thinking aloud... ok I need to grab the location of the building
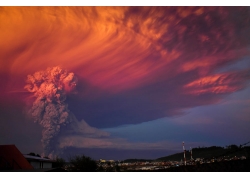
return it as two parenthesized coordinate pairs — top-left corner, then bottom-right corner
(24, 154), (55, 169)
(0, 144), (33, 170)
(0, 144), (65, 171)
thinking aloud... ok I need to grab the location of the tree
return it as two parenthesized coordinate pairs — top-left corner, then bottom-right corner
(68, 155), (97, 172)
(28, 152), (36, 156)
(28, 152), (41, 157)
(53, 156), (66, 168)
(229, 144), (239, 149)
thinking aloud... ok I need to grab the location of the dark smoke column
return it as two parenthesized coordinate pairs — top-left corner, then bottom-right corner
(24, 66), (77, 157)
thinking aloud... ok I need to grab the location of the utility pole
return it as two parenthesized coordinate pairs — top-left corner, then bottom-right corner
(190, 147), (193, 161)
(183, 141), (186, 166)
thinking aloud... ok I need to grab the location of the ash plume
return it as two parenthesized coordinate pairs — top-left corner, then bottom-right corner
(24, 66), (77, 157)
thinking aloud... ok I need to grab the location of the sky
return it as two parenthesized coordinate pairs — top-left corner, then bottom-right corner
(0, 6), (250, 161)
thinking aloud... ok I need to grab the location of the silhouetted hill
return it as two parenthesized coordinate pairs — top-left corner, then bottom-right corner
(157, 146), (250, 161)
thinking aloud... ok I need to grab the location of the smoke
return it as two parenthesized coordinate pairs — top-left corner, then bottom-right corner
(24, 66), (77, 157)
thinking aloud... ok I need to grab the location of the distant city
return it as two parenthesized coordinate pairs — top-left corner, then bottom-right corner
(94, 142), (250, 172)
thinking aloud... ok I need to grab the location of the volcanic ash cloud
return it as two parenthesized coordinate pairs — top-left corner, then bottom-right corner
(24, 66), (77, 157)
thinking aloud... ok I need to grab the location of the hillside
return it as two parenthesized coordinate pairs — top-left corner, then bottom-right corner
(157, 146), (250, 161)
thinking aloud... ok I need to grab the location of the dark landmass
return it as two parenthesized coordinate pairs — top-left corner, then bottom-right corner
(157, 145), (250, 162)
(121, 145), (250, 172)
(122, 145), (250, 163)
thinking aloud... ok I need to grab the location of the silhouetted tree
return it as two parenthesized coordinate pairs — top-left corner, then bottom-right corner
(68, 155), (97, 172)
(28, 152), (41, 157)
(229, 144), (239, 149)
(28, 152), (36, 156)
(53, 156), (66, 168)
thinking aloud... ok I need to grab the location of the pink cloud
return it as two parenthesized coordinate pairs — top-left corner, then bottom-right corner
(184, 70), (250, 95)
(1, 7), (250, 94)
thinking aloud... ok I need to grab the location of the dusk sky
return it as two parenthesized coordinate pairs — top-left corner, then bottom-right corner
(0, 6), (250, 160)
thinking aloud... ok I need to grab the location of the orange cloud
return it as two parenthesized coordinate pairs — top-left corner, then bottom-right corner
(184, 70), (250, 95)
(0, 7), (167, 92)
(1, 7), (250, 95)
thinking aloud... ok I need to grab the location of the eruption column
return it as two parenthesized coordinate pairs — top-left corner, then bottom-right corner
(24, 66), (77, 157)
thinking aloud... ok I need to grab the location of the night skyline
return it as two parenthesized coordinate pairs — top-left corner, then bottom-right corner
(0, 6), (250, 160)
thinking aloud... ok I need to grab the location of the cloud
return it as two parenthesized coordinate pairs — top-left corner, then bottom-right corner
(184, 69), (250, 95)
(1, 6), (250, 127)
(173, 117), (215, 125)
(1, 7), (250, 90)
(59, 134), (185, 151)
